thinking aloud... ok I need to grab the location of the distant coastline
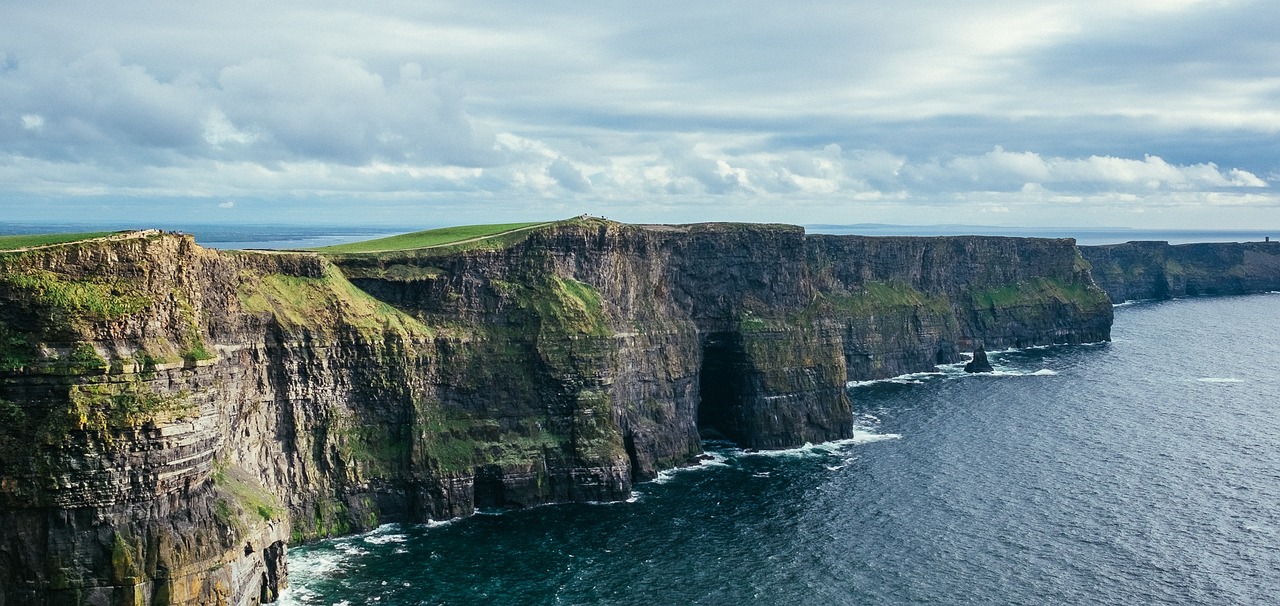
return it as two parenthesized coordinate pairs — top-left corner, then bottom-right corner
(3, 221), (1277, 250)
(805, 224), (1280, 246)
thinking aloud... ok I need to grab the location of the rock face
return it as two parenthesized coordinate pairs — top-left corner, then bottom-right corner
(1080, 240), (1280, 303)
(0, 220), (1113, 604)
(964, 347), (994, 373)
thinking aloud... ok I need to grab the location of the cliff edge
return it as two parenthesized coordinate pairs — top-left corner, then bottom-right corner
(0, 221), (1112, 604)
(1080, 240), (1280, 302)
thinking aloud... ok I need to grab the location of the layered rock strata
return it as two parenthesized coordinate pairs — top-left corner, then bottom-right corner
(0, 220), (1112, 604)
(1080, 240), (1280, 302)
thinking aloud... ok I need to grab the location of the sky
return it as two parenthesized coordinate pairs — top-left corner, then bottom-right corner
(1, 0), (1278, 229)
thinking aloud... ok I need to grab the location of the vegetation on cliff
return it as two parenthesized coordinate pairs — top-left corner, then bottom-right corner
(236, 261), (431, 338)
(314, 221), (553, 253)
(0, 232), (115, 251)
(0, 221), (1124, 605)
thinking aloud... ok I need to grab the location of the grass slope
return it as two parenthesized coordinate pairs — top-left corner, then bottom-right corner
(0, 232), (115, 251)
(314, 221), (551, 253)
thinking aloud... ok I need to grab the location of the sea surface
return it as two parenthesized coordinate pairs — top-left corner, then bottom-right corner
(280, 293), (1280, 605)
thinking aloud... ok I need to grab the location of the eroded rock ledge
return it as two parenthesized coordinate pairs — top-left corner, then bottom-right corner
(0, 219), (1112, 604)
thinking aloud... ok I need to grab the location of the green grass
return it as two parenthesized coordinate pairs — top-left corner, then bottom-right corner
(0, 269), (151, 322)
(0, 232), (115, 251)
(212, 463), (285, 529)
(237, 263), (430, 337)
(969, 277), (1110, 309)
(314, 222), (551, 253)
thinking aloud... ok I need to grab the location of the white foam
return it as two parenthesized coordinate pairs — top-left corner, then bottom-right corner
(422, 516), (461, 528)
(847, 371), (943, 388)
(983, 368), (1059, 377)
(333, 541), (369, 556)
(287, 548), (346, 578)
(648, 451), (731, 484)
(739, 431), (902, 459)
(363, 533), (408, 545)
(1196, 377), (1244, 383)
(1113, 300), (1139, 308)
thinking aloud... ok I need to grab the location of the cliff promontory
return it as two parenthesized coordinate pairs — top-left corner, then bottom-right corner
(1080, 240), (1280, 302)
(0, 220), (1112, 604)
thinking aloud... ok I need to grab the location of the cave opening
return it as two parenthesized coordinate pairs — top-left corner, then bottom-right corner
(697, 332), (749, 445)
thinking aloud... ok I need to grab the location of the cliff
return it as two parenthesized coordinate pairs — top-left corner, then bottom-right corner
(1080, 240), (1280, 302)
(0, 220), (1112, 604)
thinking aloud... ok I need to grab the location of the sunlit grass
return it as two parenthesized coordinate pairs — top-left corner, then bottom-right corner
(0, 232), (115, 251)
(314, 222), (551, 253)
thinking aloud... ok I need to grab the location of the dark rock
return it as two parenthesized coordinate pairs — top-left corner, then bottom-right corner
(964, 346), (994, 373)
(1080, 240), (1280, 303)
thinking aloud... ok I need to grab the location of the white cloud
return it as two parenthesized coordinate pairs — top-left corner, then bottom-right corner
(0, 1), (1277, 228)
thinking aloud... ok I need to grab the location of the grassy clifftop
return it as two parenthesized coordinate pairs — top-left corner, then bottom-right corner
(0, 232), (117, 251)
(314, 221), (555, 254)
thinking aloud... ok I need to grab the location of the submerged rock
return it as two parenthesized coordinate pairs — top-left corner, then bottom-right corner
(964, 347), (994, 373)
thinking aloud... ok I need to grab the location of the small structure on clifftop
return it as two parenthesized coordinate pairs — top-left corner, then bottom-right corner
(964, 346), (994, 373)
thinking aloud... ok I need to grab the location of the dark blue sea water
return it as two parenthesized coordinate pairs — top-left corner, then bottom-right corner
(280, 293), (1280, 605)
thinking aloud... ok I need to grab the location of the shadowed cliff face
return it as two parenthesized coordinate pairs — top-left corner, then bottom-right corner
(1080, 241), (1280, 303)
(0, 221), (1112, 604)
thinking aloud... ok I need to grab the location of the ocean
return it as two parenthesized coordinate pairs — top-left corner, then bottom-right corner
(280, 293), (1280, 605)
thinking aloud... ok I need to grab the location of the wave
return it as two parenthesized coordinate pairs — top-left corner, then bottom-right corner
(647, 450), (731, 484)
(733, 430), (902, 460)
(847, 371), (944, 387)
(1196, 377), (1244, 383)
(363, 527), (410, 545)
(849, 364), (1058, 387)
(985, 368), (1059, 377)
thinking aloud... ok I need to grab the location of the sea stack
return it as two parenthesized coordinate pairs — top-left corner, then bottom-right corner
(964, 346), (994, 373)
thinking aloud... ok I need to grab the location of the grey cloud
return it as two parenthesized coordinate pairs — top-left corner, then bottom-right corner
(1, 1), (1277, 228)
(0, 50), (498, 168)
(1026, 1), (1280, 85)
(546, 158), (591, 193)
(216, 58), (497, 166)
(0, 50), (207, 161)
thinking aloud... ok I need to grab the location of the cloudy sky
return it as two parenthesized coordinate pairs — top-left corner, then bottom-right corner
(2, 1), (1277, 228)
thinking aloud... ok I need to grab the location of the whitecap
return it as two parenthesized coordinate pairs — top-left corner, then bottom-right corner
(847, 371), (943, 388)
(1196, 377), (1244, 383)
(648, 451), (731, 484)
(740, 431), (902, 459)
(363, 533), (408, 545)
(333, 542), (368, 556)
(421, 516), (461, 528)
(982, 368), (1058, 377)
(286, 548), (346, 578)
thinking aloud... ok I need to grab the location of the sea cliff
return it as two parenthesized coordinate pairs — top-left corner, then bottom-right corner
(1080, 240), (1280, 302)
(0, 220), (1112, 605)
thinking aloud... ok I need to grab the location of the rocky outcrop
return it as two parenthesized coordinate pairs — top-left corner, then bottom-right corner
(1080, 240), (1280, 303)
(964, 347), (994, 373)
(0, 220), (1113, 604)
